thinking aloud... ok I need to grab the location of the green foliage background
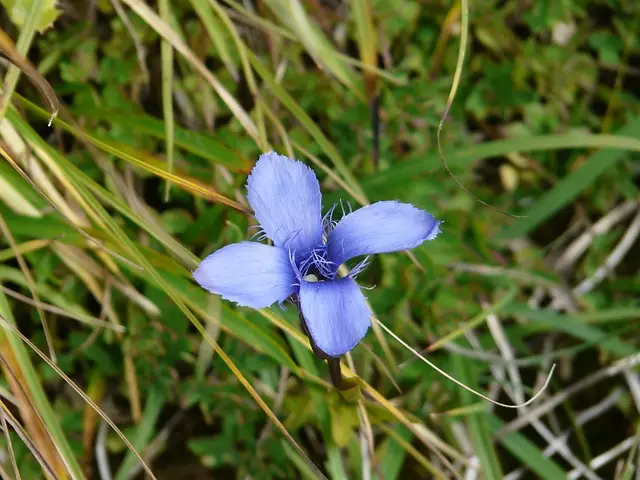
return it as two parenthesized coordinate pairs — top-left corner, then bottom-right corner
(0, 0), (638, 478)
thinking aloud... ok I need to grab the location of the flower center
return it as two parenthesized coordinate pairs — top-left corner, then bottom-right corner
(292, 245), (336, 283)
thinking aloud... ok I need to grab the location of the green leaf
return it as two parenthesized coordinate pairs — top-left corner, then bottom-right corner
(328, 390), (360, 447)
(114, 387), (166, 480)
(189, 0), (238, 79)
(377, 425), (412, 480)
(326, 126), (640, 205)
(2, 0), (61, 32)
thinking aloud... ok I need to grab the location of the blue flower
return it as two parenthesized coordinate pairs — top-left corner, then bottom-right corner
(193, 152), (441, 357)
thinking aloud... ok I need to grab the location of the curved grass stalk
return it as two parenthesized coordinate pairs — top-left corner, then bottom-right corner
(0, 390), (66, 479)
(376, 319), (556, 409)
(258, 309), (467, 468)
(435, 0), (523, 218)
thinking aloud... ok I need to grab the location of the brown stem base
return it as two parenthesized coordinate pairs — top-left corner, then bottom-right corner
(326, 357), (351, 390)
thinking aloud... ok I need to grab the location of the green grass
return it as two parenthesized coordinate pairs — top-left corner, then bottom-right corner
(0, 0), (638, 479)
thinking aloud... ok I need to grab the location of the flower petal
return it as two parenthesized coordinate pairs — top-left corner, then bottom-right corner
(327, 201), (441, 267)
(299, 277), (370, 357)
(193, 242), (296, 308)
(247, 152), (323, 255)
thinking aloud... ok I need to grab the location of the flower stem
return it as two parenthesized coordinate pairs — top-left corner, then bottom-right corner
(326, 357), (350, 390)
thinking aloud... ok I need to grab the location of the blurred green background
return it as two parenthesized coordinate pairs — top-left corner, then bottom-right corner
(0, 0), (638, 478)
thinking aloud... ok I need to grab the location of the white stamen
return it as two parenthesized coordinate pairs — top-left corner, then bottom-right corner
(303, 274), (319, 283)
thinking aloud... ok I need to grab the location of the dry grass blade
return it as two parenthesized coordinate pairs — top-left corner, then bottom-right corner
(0, 351), (67, 478)
(0, 400), (23, 480)
(0, 28), (58, 124)
(120, 0), (259, 142)
(0, 315), (158, 480)
(555, 200), (639, 271)
(0, 145), (143, 270)
(37, 112), (250, 213)
(0, 285), (125, 331)
(0, 399), (63, 479)
(0, 212), (55, 363)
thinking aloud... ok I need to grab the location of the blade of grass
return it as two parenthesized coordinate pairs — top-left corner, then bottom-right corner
(159, 0), (175, 201)
(328, 125), (640, 203)
(115, 387), (166, 480)
(225, 0), (405, 85)
(508, 304), (637, 358)
(0, 119), (84, 225)
(0, 212), (55, 362)
(6, 107), (249, 213)
(0, 2), (59, 124)
(0, 292), (83, 479)
(0, 312), (157, 479)
(376, 424), (411, 480)
(247, 50), (368, 202)
(0, 398), (57, 479)
(351, 0), (377, 95)
(189, 0), (238, 80)
(427, 286), (517, 353)
(500, 117), (640, 237)
(17, 94), (252, 173)
(263, 0), (357, 93)
(0, 162), (42, 217)
(377, 423), (448, 479)
(351, 0), (378, 170)
(0, 142), (141, 269)
(83, 371), (106, 477)
(120, 0), (259, 142)
(0, 239), (50, 262)
(1, 399), (23, 480)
